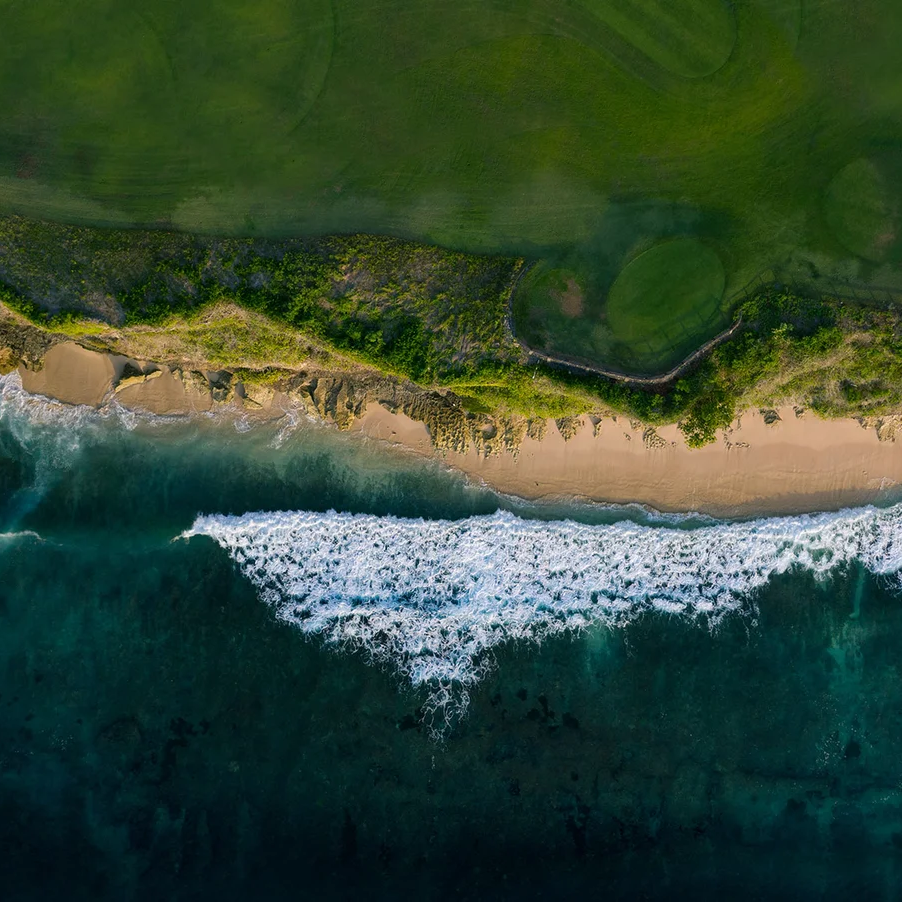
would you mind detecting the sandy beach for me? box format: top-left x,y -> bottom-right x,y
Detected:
356,404 -> 902,518
18,341 -> 117,407
19,342 -> 215,415
16,341 -> 902,518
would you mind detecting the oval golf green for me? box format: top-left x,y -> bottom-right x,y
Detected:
606,239 -> 725,350
579,0 -> 736,78
824,158 -> 898,262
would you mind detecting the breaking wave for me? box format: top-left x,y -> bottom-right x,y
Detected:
184,505 -> 902,726
0,530 -> 42,543
0,370 -> 308,529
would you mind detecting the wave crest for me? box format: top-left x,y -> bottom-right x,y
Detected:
184,506 -> 902,723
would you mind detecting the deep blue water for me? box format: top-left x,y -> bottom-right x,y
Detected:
3,377 -> 902,900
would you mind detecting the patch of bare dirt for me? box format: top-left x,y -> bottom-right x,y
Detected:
553,278 -> 584,318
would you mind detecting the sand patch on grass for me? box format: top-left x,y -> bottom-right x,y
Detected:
553,278 -> 584,318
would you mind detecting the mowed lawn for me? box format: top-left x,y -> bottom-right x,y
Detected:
1,0 -> 901,372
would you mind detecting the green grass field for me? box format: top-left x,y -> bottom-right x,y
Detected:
2,0 -> 902,373
579,0 -> 736,78
823,156 -> 902,263
605,239 -> 725,367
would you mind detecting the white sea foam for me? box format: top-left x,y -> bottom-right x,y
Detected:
0,370 -> 303,434
0,530 -> 42,543
0,371 -> 311,525
0,370 -> 118,430
0,370 -> 195,441
184,505 -> 902,724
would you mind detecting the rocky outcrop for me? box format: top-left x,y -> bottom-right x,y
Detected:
0,317 -> 59,371
555,416 -> 583,441
526,418 -> 547,441
283,370 -> 528,455
861,415 -> 902,443
0,319 -> 553,457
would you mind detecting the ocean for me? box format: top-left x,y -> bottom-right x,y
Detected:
2,371 -> 902,900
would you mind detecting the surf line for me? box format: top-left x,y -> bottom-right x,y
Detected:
184,506 -> 902,724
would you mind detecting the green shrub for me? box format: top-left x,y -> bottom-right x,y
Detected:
3,214 -> 902,442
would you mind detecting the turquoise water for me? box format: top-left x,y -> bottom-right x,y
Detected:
3,374 -> 902,899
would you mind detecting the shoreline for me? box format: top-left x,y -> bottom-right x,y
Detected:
355,404 -> 902,518
9,341 -> 902,519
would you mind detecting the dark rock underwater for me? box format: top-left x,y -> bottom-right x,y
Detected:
2,389 -> 902,901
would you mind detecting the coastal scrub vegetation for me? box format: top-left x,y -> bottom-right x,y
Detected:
0,215 -> 522,380
3,0 -> 902,390
3,216 -> 902,448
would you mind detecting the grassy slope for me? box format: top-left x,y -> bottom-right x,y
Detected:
3,216 -> 902,449
0,215 -> 523,382
2,0 -> 902,373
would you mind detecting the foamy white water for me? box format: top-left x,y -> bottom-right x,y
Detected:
184,506 -> 902,721
0,530 -> 41,542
